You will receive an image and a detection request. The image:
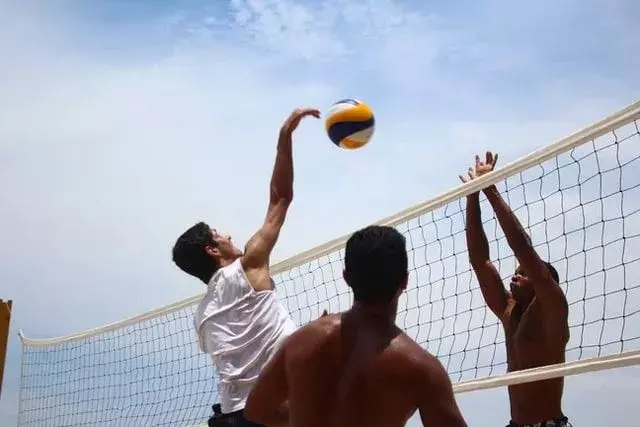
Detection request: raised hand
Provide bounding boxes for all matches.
[281,108,321,135]
[459,151,499,183]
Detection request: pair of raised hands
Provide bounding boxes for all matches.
[459,151,499,183]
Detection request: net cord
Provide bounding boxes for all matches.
[181,350,640,427]
[452,349,640,394]
[18,99,640,347]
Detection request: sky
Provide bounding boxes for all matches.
[1,0,640,425]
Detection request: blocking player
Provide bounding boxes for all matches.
[460,151,571,427]
[244,225,468,427]
[171,107,320,427]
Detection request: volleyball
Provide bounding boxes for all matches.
[325,98,375,149]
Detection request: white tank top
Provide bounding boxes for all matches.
[194,258,297,414]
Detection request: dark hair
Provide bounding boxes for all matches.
[544,261,560,284]
[172,222,218,283]
[344,225,408,303]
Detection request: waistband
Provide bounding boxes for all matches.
[507,416,571,427]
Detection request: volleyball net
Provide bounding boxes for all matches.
[18,101,640,426]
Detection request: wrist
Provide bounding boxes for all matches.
[482,184,499,196]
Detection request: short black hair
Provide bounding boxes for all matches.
[518,261,560,284]
[172,221,218,283]
[344,225,408,303]
[544,261,560,284]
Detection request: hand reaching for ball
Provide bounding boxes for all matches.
[281,108,321,136]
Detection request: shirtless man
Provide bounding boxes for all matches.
[244,225,468,427]
[460,151,571,427]
[171,107,320,426]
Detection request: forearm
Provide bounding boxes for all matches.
[466,193,490,265]
[483,185,529,250]
[247,402,289,427]
[270,129,294,203]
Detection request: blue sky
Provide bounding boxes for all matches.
[1,0,640,425]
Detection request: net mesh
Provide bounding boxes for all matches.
[19,117,640,426]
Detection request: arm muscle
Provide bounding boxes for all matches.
[466,193,510,319]
[417,352,467,427]
[244,342,289,426]
[483,185,568,327]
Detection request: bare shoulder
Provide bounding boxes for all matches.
[391,333,451,383]
[284,313,342,353]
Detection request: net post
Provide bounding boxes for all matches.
[0,299,12,399]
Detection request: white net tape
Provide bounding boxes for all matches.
[18,101,640,426]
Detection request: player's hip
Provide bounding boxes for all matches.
[507,416,572,427]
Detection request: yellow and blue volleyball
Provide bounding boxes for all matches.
[325,98,375,149]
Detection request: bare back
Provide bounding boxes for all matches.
[503,297,569,423]
[283,312,466,427]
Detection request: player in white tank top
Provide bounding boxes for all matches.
[194,258,297,413]
[172,108,320,426]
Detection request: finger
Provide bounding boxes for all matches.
[307,108,321,118]
[468,168,475,179]
[287,108,320,128]
[475,154,481,168]
[493,153,499,167]
[459,174,468,183]
[296,108,321,118]
[321,309,328,317]
[486,151,492,166]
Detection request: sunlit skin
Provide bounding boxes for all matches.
[244,227,468,427]
[462,151,570,426]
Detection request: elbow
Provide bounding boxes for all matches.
[244,394,289,426]
[270,192,293,207]
[508,234,532,253]
[468,250,489,268]
[243,399,264,425]
[270,186,293,205]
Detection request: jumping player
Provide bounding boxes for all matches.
[460,151,571,427]
[244,225,468,427]
[171,107,320,427]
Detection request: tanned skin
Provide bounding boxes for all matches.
[203,107,320,426]
[461,151,570,425]
[244,281,467,426]
[206,107,320,288]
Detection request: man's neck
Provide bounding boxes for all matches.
[349,301,398,324]
[218,256,239,269]
[513,298,534,319]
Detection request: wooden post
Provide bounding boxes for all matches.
[0,299,12,399]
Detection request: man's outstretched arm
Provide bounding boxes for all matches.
[465,192,510,319]
[479,152,567,321]
[484,184,567,312]
[241,108,320,282]
[460,156,509,320]
[416,350,467,427]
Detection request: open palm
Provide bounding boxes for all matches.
[459,151,499,183]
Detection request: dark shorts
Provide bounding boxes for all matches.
[207,404,264,427]
[507,417,572,427]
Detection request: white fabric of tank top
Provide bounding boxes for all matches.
[194,258,297,414]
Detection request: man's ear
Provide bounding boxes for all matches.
[399,271,409,292]
[205,245,220,258]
